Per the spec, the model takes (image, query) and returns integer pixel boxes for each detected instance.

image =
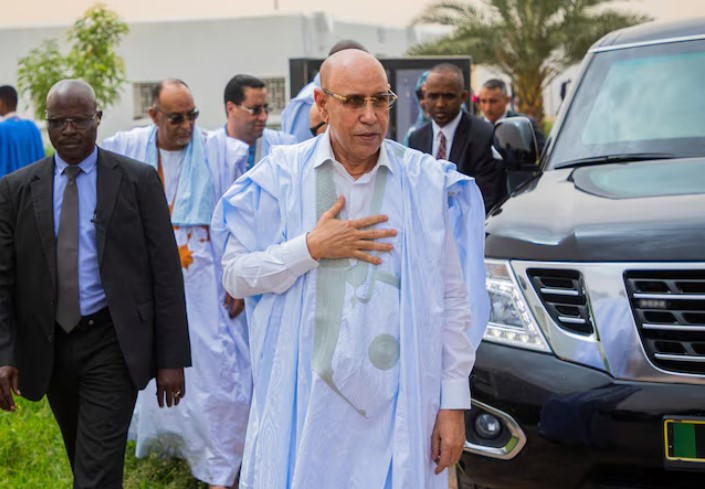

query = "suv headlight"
[484,259,550,352]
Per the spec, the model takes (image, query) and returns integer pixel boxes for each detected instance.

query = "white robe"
[102,125,250,486]
[211,136,489,489]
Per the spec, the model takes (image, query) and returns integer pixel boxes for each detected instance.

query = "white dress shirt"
[222,131,474,409]
[431,110,463,159]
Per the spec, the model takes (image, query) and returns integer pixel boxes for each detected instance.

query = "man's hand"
[431,409,466,475]
[305,196,397,265]
[224,294,244,319]
[0,366,20,412]
[156,368,185,408]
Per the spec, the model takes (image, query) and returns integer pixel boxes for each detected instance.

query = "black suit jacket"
[408,111,506,211]
[0,148,191,400]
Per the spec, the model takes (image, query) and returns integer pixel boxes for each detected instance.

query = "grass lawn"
[0,397,207,488]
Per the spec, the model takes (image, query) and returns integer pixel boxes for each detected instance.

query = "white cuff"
[281,233,318,277]
[440,378,471,410]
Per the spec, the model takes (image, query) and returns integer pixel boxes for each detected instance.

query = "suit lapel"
[449,112,471,164]
[30,158,57,290]
[95,149,122,264]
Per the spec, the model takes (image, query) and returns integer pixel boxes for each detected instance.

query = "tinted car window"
[549,39,705,169]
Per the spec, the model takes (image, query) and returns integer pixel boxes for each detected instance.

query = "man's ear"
[461,90,469,103]
[225,101,236,117]
[95,110,103,127]
[313,88,328,122]
[147,105,159,124]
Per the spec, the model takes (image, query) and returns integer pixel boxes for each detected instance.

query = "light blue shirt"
[53,146,107,316]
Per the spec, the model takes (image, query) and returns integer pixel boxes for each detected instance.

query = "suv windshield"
[548,39,705,169]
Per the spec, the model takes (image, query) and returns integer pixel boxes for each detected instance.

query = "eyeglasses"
[321,88,398,109]
[237,104,270,117]
[155,107,200,125]
[46,114,98,130]
[309,121,327,137]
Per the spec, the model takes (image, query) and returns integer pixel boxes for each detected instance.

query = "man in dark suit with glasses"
[0,79,190,488]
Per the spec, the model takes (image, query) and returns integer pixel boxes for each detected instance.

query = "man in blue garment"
[213,49,489,489]
[280,40,367,143]
[103,79,248,489]
[222,74,295,170]
[0,85,44,176]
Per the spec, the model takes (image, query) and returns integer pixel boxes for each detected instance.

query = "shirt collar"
[54,146,99,176]
[0,111,17,121]
[312,128,396,175]
[432,110,463,142]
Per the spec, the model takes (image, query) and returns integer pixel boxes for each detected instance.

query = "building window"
[133,82,157,120]
[262,77,286,114]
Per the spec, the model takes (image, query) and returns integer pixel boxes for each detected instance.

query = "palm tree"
[411,0,649,123]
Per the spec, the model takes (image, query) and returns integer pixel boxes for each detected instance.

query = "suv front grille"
[625,270,705,374]
[527,269,593,335]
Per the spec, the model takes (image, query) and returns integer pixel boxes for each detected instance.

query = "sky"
[3,0,705,29]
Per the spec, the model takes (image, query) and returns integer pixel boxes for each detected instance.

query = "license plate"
[664,417,705,469]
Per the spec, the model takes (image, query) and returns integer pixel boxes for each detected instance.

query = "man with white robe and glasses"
[103,79,248,489]
[212,50,489,488]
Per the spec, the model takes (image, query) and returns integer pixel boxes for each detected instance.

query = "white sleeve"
[440,225,474,410]
[221,232,318,298]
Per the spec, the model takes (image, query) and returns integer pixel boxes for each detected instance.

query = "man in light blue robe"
[103,79,249,489]
[212,49,489,489]
[221,74,295,171]
[281,40,367,143]
[0,85,45,177]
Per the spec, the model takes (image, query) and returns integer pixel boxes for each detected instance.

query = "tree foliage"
[410,0,649,122]
[17,4,128,117]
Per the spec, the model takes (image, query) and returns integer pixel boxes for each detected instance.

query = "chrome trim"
[589,33,705,53]
[558,316,586,324]
[509,260,705,385]
[464,400,526,460]
[655,353,705,363]
[540,287,579,296]
[634,292,705,301]
[643,324,705,332]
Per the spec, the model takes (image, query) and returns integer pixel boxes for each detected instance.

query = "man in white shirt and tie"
[408,63,506,211]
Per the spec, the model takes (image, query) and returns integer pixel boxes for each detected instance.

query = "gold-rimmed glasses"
[321,88,398,110]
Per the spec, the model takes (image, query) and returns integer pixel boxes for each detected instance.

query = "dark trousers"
[46,310,137,489]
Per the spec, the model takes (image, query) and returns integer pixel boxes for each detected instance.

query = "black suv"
[459,19,705,489]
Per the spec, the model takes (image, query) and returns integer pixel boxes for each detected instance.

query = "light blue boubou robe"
[212,136,489,489]
[102,125,250,486]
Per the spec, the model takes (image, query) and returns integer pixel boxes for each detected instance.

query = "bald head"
[315,49,391,172]
[148,78,197,150]
[47,79,97,114]
[320,49,387,92]
[46,79,101,165]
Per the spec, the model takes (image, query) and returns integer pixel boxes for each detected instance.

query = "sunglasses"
[238,104,270,117]
[155,107,200,125]
[46,114,98,130]
[321,89,398,110]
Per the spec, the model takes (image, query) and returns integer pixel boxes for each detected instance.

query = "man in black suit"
[408,63,506,211]
[0,79,191,488]
[478,78,546,154]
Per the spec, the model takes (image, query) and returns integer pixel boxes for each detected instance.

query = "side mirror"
[493,116,538,171]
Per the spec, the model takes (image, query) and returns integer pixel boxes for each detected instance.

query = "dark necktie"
[56,165,82,333]
[436,132,447,160]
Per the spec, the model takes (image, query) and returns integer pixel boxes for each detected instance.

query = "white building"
[0,12,444,139]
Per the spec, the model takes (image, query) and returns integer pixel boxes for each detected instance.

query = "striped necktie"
[436,132,447,160]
